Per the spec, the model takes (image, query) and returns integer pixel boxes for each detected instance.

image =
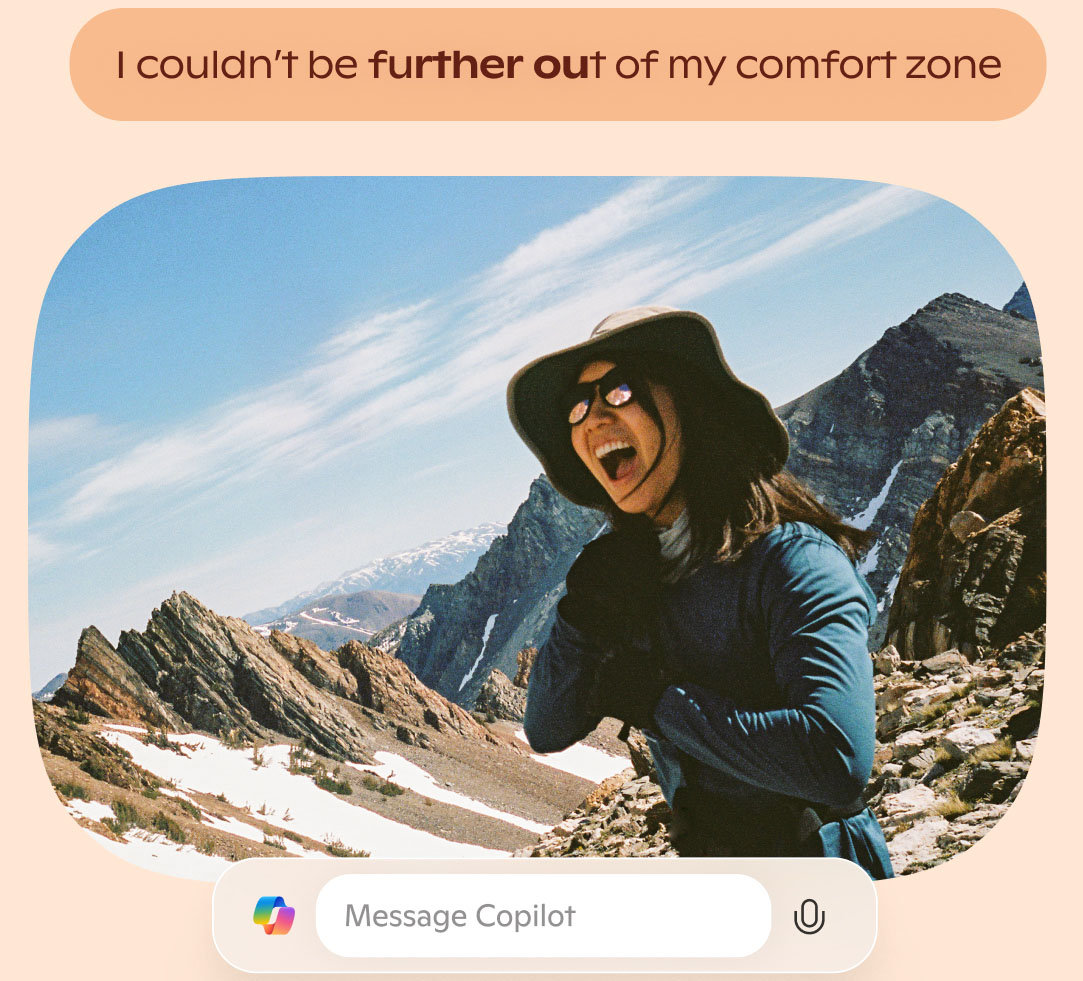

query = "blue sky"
[29,177,1025,687]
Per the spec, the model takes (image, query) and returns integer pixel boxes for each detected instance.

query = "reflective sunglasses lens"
[604,381,633,407]
[567,397,590,425]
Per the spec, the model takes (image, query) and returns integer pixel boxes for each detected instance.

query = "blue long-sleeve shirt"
[524,521,893,877]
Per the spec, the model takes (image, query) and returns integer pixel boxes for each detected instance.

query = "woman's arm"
[650,530,877,807]
[522,613,606,753]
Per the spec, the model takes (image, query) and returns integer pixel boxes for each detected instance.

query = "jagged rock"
[515,647,538,688]
[52,627,184,729]
[395,478,606,706]
[1003,282,1035,321]
[916,650,971,676]
[516,774,671,858]
[886,389,1045,658]
[778,293,1041,643]
[474,669,527,722]
[949,510,987,541]
[879,784,943,826]
[266,631,359,699]
[873,645,902,675]
[998,626,1045,666]
[624,728,655,779]
[1006,703,1041,740]
[337,640,491,741]
[960,762,1027,803]
[52,591,487,760]
[939,724,997,761]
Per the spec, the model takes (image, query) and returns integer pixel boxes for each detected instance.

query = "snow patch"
[879,569,903,613]
[850,460,902,530]
[459,613,498,692]
[857,540,881,576]
[65,798,115,823]
[512,730,632,783]
[349,752,550,834]
[98,729,505,865]
[89,828,234,881]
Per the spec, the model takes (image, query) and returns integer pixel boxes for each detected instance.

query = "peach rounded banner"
[71,7,1045,121]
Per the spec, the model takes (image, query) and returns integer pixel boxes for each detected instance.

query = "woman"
[506,306,893,877]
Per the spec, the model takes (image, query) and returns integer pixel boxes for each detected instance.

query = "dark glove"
[557,523,662,645]
[589,646,670,733]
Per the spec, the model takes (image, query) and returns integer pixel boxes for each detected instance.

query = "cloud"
[662,185,930,304]
[42,180,931,529]
[30,414,122,456]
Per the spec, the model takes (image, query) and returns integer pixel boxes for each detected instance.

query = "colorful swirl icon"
[252,895,296,935]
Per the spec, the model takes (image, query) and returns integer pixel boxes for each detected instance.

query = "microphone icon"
[794,898,826,935]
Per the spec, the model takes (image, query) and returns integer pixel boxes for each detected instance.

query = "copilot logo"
[253,895,296,935]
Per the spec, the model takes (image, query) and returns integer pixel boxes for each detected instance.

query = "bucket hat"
[507,306,789,508]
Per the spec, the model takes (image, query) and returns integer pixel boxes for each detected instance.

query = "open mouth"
[595,440,637,482]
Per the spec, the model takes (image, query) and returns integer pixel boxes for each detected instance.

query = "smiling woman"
[507,306,893,877]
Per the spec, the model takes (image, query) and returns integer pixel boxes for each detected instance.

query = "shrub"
[934,793,975,819]
[283,829,303,843]
[288,745,318,775]
[66,708,91,724]
[970,738,1013,763]
[151,811,187,843]
[377,780,405,797]
[324,838,370,858]
[176,798,202,821]
[314,772,353,795]
[55,781,89,800]
[197,838,217,856]
[103,799,143,835]
[263,835,286,850]
[141,785,161,799]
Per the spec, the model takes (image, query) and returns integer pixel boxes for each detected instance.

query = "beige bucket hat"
[506,306,789,508]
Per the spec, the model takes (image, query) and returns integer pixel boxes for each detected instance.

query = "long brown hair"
[602,353,872,566]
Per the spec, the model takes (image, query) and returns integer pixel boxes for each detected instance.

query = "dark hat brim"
[506,309,789,508]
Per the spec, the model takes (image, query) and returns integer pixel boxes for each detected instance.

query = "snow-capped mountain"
[32,672,68,702]
[243,522,506,626]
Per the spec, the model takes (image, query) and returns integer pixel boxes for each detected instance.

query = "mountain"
[32,672,68,702]
[242,523,505,624]
[1003,281,1035,321]
[394,477,605,706]
[251,589,421,650]
[517,388,1046,872]
[41,591,628,874]
[389,290,1042,703]
[777,290,1041,640]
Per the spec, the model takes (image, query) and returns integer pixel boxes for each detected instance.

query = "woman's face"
[569,359,686,527]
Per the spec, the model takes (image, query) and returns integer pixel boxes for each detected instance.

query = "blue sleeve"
[651,532,877,807]
[522,613,606,754]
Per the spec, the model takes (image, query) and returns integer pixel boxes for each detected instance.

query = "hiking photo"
[30,176,1044,880]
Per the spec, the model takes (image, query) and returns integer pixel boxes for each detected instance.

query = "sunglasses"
[563,366,638,426]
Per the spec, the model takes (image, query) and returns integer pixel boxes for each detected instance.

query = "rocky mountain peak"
[886,388,1045,658]
[394,476,604,703]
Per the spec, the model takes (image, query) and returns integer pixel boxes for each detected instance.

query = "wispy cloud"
[662,185,930,304]
[30,414,122,456]
[36,180,930,536]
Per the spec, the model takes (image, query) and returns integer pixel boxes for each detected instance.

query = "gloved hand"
[589,646,669,733]
[557,522,662,645]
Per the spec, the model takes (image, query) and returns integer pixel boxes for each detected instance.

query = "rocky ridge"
[394,477,605,704]
[777,291,1041,641]
[51,591,491,761]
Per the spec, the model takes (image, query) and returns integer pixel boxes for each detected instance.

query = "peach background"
[3,2,1078,979]
[70,7,1045,120]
